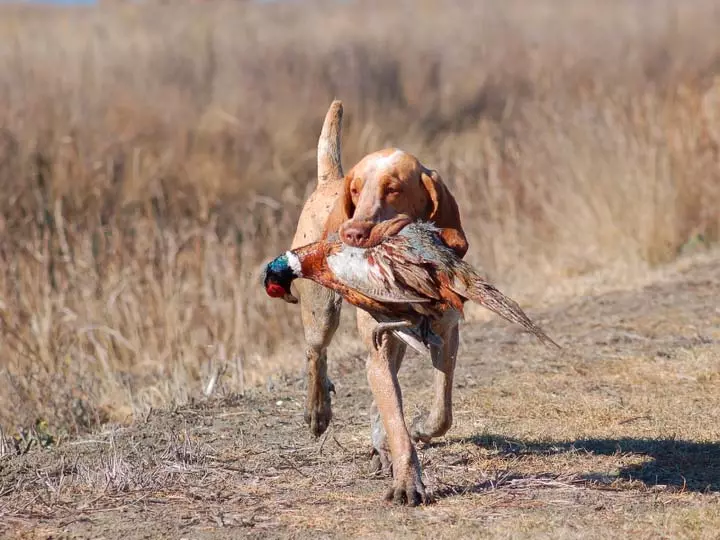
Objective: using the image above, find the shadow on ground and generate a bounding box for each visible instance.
[437,434,720,494]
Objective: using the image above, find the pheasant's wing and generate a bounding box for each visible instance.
[326,245,430,304]
[380,242,444,301]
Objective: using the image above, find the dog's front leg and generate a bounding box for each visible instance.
[365,335,426,506]
[297,281,342,436]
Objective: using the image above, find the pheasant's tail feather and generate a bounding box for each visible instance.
[458,274,561,350]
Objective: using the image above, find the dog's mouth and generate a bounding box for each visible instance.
[357,215,414,248]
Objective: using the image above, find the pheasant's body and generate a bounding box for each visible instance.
[264,221,559,352]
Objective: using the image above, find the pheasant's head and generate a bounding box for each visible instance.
[262,252,301,304]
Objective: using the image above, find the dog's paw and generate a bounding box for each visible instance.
[304,377,334,437]
[304,402,332,437]
[381,453,430,506]
[410,411,452,444]
[384,474,428,507]
[369,447,393,477]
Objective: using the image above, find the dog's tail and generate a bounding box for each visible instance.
[317,100,344,185]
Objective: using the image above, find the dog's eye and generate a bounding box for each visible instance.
[386,186,401,195]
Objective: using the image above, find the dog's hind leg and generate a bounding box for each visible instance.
[411,323,459,443]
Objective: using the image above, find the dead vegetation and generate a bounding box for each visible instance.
[1,253,718,538]
[0,0,718,446]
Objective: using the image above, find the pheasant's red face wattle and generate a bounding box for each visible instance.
[266,282,287,298]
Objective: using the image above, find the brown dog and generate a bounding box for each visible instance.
[291,100,468,505]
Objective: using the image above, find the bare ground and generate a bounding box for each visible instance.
[1,251,720,540]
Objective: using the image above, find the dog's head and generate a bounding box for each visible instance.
[326,148,468,256]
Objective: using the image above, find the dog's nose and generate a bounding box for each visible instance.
[340,222,372,247]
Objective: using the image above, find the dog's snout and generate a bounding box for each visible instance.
[340,222,372,247]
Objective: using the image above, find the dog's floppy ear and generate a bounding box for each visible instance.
[420,168,469,258]
[322,174,355,239]
[341,173,355,219]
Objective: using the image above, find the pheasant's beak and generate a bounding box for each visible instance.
[283,292,299,304]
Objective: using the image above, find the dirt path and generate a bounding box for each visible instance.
[2,253,720,539]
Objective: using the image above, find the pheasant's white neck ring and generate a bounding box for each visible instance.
[285,251,303,277]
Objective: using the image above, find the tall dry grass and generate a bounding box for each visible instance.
[0,0,719,435]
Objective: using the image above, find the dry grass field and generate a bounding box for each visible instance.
[0,0,719,537]
[2,251,719,538]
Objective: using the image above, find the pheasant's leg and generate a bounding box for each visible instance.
[418,316,444,348]
[297,281,342,437]
[358,311,426,505]
[371,320,413,351]
[411,324,459,443]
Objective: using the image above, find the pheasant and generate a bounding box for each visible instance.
[262,217,559,353]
